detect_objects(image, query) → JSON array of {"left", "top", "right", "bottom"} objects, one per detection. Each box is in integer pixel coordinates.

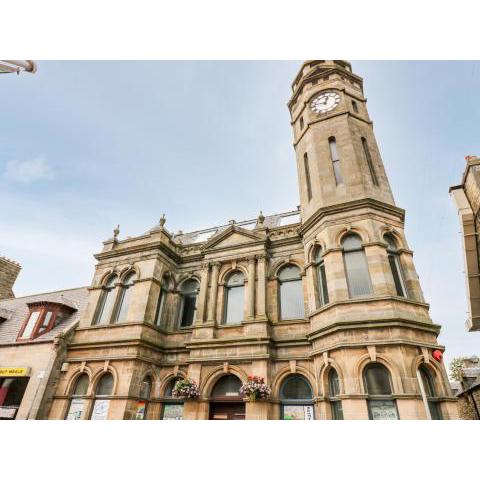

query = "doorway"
[{"left": 209, "top": 402, "right": 245, "bottom": 420}]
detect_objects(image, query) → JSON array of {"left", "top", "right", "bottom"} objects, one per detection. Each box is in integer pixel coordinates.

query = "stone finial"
[
  {"left": 228, "top": 219, "right": 236, "bottom": 225},
  {"left": 113, "top": 224, "right": 120, "bottom": 241},
  {"left": 159, "top": 214, "right": 166, "bottom": 227},
  {"left": 257, "top": 210, "right": 265, "bottom": 226}
]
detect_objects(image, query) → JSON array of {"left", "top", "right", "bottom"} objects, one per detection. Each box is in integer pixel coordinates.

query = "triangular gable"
[{"left": 202, "top": 225, "right": 264, "bottom": 251}]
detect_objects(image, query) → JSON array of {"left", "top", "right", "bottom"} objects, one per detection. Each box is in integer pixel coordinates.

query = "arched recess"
[
  {"left": 335, "top": 226, "right": 370, "bottom": 248},
  {"left": 136, "top": 367, "right": 160, "bottom": 398},
  {"left": 271, "top": 366, "right": 317, "bottom": 399},
  {"left": 307, "top": 240, "right": 327, "bottom": 264},
  {"left": 160, "top": 271, "right": 176, "bottom": 292},
  {"left": 268, "top": 258, "right": 305, "bottom": 280},
  {"left": 218, "top": 263, "right": 249, "bottom": 285},
  {"left": 411, "top": 355, "right": 447, "bottom": 397},
  {"left": 319, "top": 360, "right": 345, "bottom": 397},
  {"left": 378, "top": 226, "right": 407, "bottom": 250},
  {"left": 355, "top": 354, "right": 403, "bottom": 395},
  {"left": 64, "top": 366, "right": 94, "bottom": 396},
  {"left": 90, "top": 365, "right": 119, "bottom": 397},
  {"left": 118, "top": 264, "right": 140, "bottom": 282},
  {"left": 177, "top": 274, "right": 202, "bottom": 291},
  {"left": 201, "top": 365, "right": 248, "bottom": 398},
  {"left": 160, "top": 371, "right": 187, "bottom": 396}
]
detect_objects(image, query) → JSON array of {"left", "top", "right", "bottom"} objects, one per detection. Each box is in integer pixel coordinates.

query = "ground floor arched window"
[
  {"left": 209, "top": 374, "right": 245, "bottom": 420},
  {"left": 418, "top": 365, "right": 443, "bottom": 420},
  {"left": 161, "top": 377, "right": 184, "bottom": 420},
  {"left": 327, "top": 369, "right": 343, "bottom": 420},
  {"left": 280, "top": 374, "right": 315, "bottom": 420},
  {"left": 90, "top": 373, "right": 114, "bottom": 420},
  {"left": 135, "top": 376, "right": 152, "bottom": 420},
  {"left": 363, "top": 363, "right": 399, "bottom": 420},
  {"left": 65, "top": 373, "right": 89, "bottom": 420}
]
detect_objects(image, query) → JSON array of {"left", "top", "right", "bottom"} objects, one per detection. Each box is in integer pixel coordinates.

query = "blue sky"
[{"left": 1, "top": 61, "right": 479, "bottom": 363}]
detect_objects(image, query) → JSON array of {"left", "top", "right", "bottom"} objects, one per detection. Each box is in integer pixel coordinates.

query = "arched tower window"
[
  {"left": 328, "top": 136, "right": 343, "bottom": 185},
  {"left": 178, "top": 279, "right": 199, "bottom": 328},
  {"left": 135, "top": 376, "right": 152, "bottom": 420},
  {"left": 328, "top": 368, "right": 343, "bottom": 420},
  {"left": 65, "top": 373, "right": 89, "bottom": 420},
  {"left": 162, "top": 377, "right": 184, "bottom": 420},
  {"left": 223, "top": 271, "right": 245, "bottom": 325},
  {"left": 342, "top": 234, "right": 372, "bottom": 298},
  {"left": 280, "top": 375, "right": 314, "bottom": 420},
  {"left": 114, "top": 272, "right": 136, "bottom": 324},
  {"left": 155, "top": 275, "right": 171, "bottom": 327},
  {"left": 90, "top": 373, "right": 114, "bottom": 420},
  {"left": 418, "top": 365, "right": 443, "bottom": 420},
  {"left": 384, "top": 234, "right": 407, "bottom": 298},
  {"left": 363, "top": 363, "right": 398, "bottom": 420},
  {"left": 278, "top": 264, "right": 304, "bottom": 320},
  {"left": 313, "top": 247, "right": 329, "bottom": 307},
  {"left": 93, "top": 275, "right": 117, "bottom": 325}
]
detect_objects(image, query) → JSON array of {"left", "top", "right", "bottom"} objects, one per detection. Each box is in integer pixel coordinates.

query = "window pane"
[
  {"left": 344, "top": 250, "right": 372, "bottom": 297},
  {"left": 328, "top": 369, "right": 340, "bottom": 397},
  {"left": 317, "top": 262, "right": 329, "bottom": 305},
  {"left": 21, "top": 311, "right": 40, "bottom": 338},
  {"left": 388, "top": 254, "right": 406, "bottom": 297},
  {"left": 212, "top": 375, "right": 242, "bottom": 397},
  {"left": 39, "top": 311, "right": 53, "bottom": 330},
  {"left": 280, "top": 279, "right": 304, "bottom": 319},
  {"left": 140, "top": 378, "right": 152, "bottom": 399},
  {"left": 368, "top": 400, "right": 398, "bottom": 420},
  {"left": 281, "top": 375, "right": 313, "bottom": 400},
  {"left": 342, "top": 234, "right": 362, "bottom": 251},
  {"left": 361, "top": 137, "right": 379, "bottom": 186},
  {"left": 278, "top": 265, "right": 301, "bottom": 281},
  {"left": 181, "top": 295, "right": 196, "bottom": 327},
  {"left": 165, "top": 377, "right": 181, "bottom": 397},
  {"left": 332, "top": 160, "right": 343, "bottom": 185},
  {"left": 428, "top": 401, "right": 442, "bottom": 420},
  {"left": 73, "top": 374, "right": 89, "bottom": 396},
  {"left": 364, "top": 364, "right": 392, "bottom": 395},
  {"left": 419, "top": 368, "right": 436, "bottom": 397},
  {"left": 154, "top": 290, "right": 166, "bottom": 326},
  {"left": 226, "top": 271, "right": 244, "bottom": 286},
  {"left": 96, "top": 374, "right": 114, "bottom": 396},
  {"left": 114, "top": 285, "right": 133, "bottom": 323},
  {"left": 331, "top": 401, "right": 344, "bottom": 420},
  {"left": 225, "top": 286, "right": 244, "bottom": 325},
  {"left": 96, "top": 289, "right": 116, "bottom": 325}
]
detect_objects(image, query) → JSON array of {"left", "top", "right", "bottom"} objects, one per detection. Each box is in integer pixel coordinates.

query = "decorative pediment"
[{"left": 202, "top": 225, "right": 265, "bottom": 251}]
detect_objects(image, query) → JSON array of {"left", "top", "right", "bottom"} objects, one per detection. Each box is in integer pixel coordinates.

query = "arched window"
[
  {"left": 162, "top": 377, "right": 184, "bottom": 420},
  {"left": 94, "top": 275, "right": 117, "bottom": 325},
  {"left": 224, "top": 271, "right": 245, "bottom": 325},
  {"left": 313, "top": 247, "right": 329, "bottom": 307},
  {"left": 65, "top": 373, "right": 89, "bottom": 420},
  {"left": 280, "top": 374, "right": 314, "bottom": 420},
  {"left": 418, "top": 366, "right": 442, "bottom": 420},
  {"left": 211, "top": 375, "right": 242, "bottom": 398},
  {"left": 328, "top": 136, "right": 343, "bottom": 185},
  {"left": 384, "top": 234, "right": 407, "bottom": 298},
  {"left": 178, "top": 279, "right": 199, "bottom": 328},
  {"left": 135, "top": 376, "right": 152, "bottom": 420},
  {"left": 90, "top": 373, "right": 114, "bottom": 420},
  {"left": 328, "top": 369, "right": 343, "bottom": 420},
  {"left": 155, "top": 275, "right": 171, "bottom": 327},
  {"left": 114, "top": 272, "right": 136, "bottom": 323},
  {"left": 361, "top": 137, "right": 379, "bottom": 186},
  {"left": 278, "top": 264, "right": 304, "bottom": 320},
  {"left": 363, "top": 363, "right": 398, "bottom": 420},
  {"left": 342, "top": 234, "right": 372, "bottom": 298},
  {"left": 352, "top": 100, "right": 359, "bottom": 113}
]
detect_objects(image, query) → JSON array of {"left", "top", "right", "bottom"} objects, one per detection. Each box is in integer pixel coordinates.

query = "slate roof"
[
  {"left": 166, "top": 209, "right": 302, "bottom": 245},
  {"left": 0, "top": 287, "right": 89, "bottom": 345}
]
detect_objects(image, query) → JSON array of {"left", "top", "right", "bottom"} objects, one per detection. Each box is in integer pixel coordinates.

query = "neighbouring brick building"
[
  {"left": 1, "top": 61, "right": 459, "bottom": 420},
  {"left": 450, "top": 356, "right": 480, "bottom": 420}
]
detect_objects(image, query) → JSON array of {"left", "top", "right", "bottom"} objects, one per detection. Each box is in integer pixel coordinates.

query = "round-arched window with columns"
[
  {"left": 341, "top": 233, "right": 372, "bottom": 298},
  {"left": 363, "top": 363, "right": 398, "bottom": 420},
  {"left": 313, "top": 247, "right": 329, "bottom": 307},
  {"left": 278, "top": 264, "right": 304, "bottom": 320},
  {"left": 65, "top": 373, "right": 90, "bottom": 420},
  {"left": 90, "top": 373, "right": 114, "bottom": 420},
  {"left": 223, "top": 271, "right": 245, "bottom": 325},
  {"left": 279, "top": 374, "right": 314, "bottom": 420}
]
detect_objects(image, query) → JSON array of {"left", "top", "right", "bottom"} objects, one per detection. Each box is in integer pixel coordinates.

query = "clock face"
[{"left": 310, "top": 91, "right": 340, "bottom": 114}]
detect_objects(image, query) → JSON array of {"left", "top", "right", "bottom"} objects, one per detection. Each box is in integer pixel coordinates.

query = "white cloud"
[{"left": 3, "top": 156, "right": 53, "bottom": 183}]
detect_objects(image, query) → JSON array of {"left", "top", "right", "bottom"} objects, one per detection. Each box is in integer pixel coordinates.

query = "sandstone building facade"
[{"left": 15, "top": 60, "right": 456, "bottom": 420}]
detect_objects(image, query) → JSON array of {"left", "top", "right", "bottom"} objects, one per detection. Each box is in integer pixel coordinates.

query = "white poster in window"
[
  {"left": 370, "top": 401, "right": 398, "bottom": 420},
  {"left": 283, "top": 405, "right": 314, "bottom": 420},
  {"left": 0, "top": 407, "right": 17, "bottom": 419},
  {"left": 91, "top": 399, "right": 110, "bottom": 420},
  {"left": 163, "top": 404, "right": 184, "bottom": 420},
  {"left": 66, "top": 398, "right": 85, "bottom": 420}
]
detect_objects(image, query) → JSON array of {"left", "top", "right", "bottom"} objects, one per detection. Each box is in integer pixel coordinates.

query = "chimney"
[{"left": 0, "top": 256, "right": 21, "bottom": 300}]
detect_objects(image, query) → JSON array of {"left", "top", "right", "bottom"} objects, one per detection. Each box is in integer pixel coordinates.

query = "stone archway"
[{"left": 209, "top": 374, "right": 245, "bottom": 420}]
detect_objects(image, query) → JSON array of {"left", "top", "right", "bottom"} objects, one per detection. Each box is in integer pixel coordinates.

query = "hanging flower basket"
[
  {"left": 172, "top": 378, "right": 200, "bottom": 399},
  {"left": 240, "top": 375, "right": 271, "bottom": 402}
]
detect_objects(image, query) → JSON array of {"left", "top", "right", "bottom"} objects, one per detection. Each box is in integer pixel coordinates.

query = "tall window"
[
  {"left": 114, "top": 272, "right": 136, "bottom": 323},
  {"left": 155, "top": 275, "right": 171, "bottom": 327},
  {"left": 19, "top": 311, "right": 40, "bottom": 339},
  {"left": 363, "top": 363, "right": 398, "bottom": 420},
  {"left": 361, "top": 137, "right": 379, "bottom": 186},
  {"left": 66, "top": 374, "right": 89, "bottom": 420},
  {"left": 342, "top": 234, "right": 372, "bottom": 298},
  {"left": 224, "top": 271, "right": 245, "bottom": 325},
  {"left": 328, "top": 136, "right": 344, "bottom": 185},
  {"left": 304, "top": 152, "right": 312, "bottom": 201},
  {"left": 179, "top": 279, "right": 199, "bottom": 327},
  {"left": 90, "top": 373, "right": 114, "bottom": 420},
  {"left": 384, "top": 234, "right": 407, "bottom": 298},
  {"left": 280, "top": 375, "right": 314, "bottom": 420},
  {"left": 328, "top": 369, "right": 343, "bottom": 420},
  {"left": 278, "top": 265, "right": 304, "bottom": 320},
  {"left": 418, "top": 366, "right": 443, "bottom": 420},
  {"left": 313, "top": 247, "right": 329, "bottom": 307},
  {"left": 94, "top": 275, "right": 117, "bottom": 325},
  {"left": 352, "top": 100, "right": 359, "bottom": 113},
  {"left": 135, "top": 376, "right": 152, "bottom": 420}
]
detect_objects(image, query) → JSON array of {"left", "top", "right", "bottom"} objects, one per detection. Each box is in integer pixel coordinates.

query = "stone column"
[
  {"left": 256, "top": 254, "right": 268, "bottom": 320},
  {"left": 195, "top": 262, "right": 210, "bottom": 325},
  {"left": 247, "top": 256, "right": 256, "bottom": 320},
  {"left": 305, "top": 263, "right": 317, "bottom": 313},
  {"left": 207, "top": 262, "right": 221, "bottom": 324},
  {"left": 324, "top": 249, "right": 348, "bottom": 302}
]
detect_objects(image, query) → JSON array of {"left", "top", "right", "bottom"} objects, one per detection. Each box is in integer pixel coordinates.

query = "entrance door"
[{"left": 209, "top": 402, "right": 245, "bottom": 420}]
